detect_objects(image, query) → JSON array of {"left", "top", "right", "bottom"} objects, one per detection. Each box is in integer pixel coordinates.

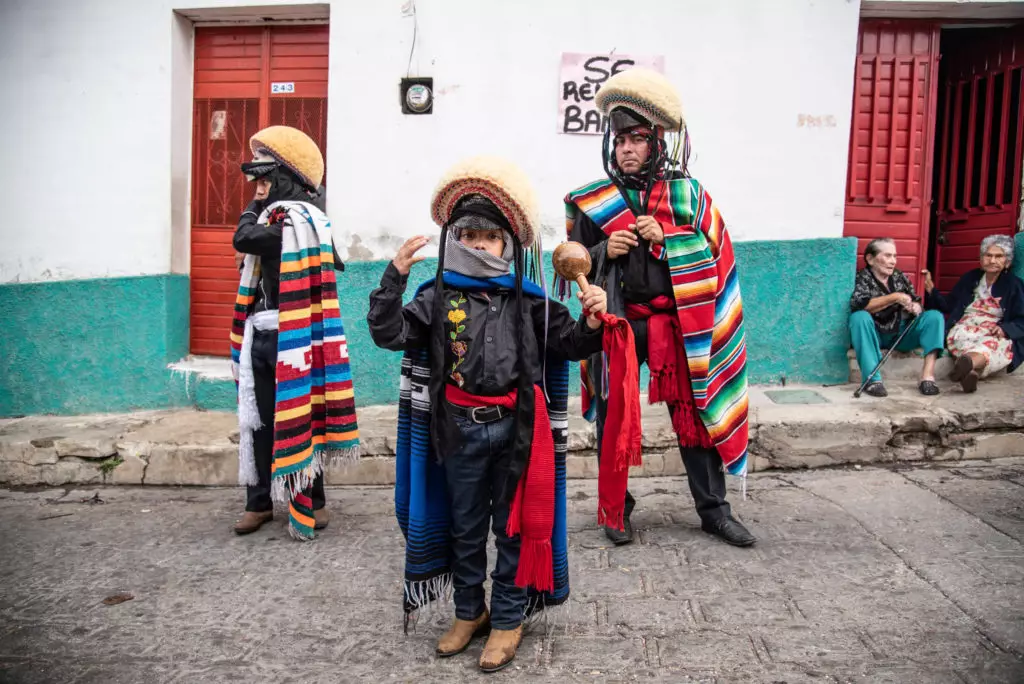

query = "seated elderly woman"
[
  {"left": 924, "top": 234, "right": 1024, "bottom": 393},
  {"left": 849, "top": 238, "right": 946, "bottom": 397}
]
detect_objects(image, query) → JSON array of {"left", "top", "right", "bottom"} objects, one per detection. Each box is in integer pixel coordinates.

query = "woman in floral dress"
[{"left": 924, "top": 234, "right": 1024, "bottom": 393}]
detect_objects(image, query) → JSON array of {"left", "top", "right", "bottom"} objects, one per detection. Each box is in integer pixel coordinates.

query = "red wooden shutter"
[{"left": 844, "top": 21, "right": 941, "bottom": 290}]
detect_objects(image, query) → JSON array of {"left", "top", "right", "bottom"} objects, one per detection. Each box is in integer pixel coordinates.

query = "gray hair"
[
  {"left": 863, "top": 237, "right": 895, "bottom": 264},
  {"left": 980, "top": 234, "right": 1015, "bottom": 266}
]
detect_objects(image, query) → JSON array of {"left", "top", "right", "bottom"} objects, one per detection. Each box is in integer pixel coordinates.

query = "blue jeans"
[{"left": 444, "top": 412, "right": 526, "bottom": 630}]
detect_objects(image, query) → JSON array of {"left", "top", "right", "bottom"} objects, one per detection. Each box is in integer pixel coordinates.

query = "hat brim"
[{"left": 241, "top": 160, "right": 278, "bottom": 182}]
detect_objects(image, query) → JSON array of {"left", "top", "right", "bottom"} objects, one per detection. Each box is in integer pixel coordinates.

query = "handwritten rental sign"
[{"left": 559, "top": 53, "right": 664, "bottom": 135}]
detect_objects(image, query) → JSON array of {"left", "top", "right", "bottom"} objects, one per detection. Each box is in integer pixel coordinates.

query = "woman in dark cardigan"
[{"left": 923, "top": 234, "right": 1024, "bottom": 393}]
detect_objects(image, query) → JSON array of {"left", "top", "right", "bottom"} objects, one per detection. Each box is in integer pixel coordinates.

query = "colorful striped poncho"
[
  {"left": 563, "top": 178, "right": 749, "bottom": 476},
  {"left": 394, "top": 273, "right": 570, "bottom": 626},
  {"left": 230, "top": 201, "right": 360, "bottom": 540}
]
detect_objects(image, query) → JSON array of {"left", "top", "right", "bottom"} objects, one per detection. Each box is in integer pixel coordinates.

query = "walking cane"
[{"left": 853, "top": 312, "right": 921, "bottom": 398}]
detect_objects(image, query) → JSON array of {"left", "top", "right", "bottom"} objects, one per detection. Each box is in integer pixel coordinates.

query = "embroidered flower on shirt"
[{"left": 448, "top": 294, "right": 468, "bottom": 386}]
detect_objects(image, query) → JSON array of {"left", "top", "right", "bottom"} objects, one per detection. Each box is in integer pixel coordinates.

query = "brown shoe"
[
  {"left": 949, "top": 355, "right": 974, "bottom": 383},
  {"left": 436, "top": 611, "right": 490, "bottom": 658},
  {"left": 233, "top": 510, "right": 273, "bottom": 535},
  {"left": 960, "top": 370, "right": 979, "bottom": 394},
  {"left": 314, "top": 508, "right": 330, "bottom": 530},
  {"left": 479, "top": 625, "right": 523, "bottom": 673}
]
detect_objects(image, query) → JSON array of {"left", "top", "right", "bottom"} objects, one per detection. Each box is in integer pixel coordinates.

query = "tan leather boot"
[
  {"left": 478, "top": 625, "right": 523, "bottom": 672},
  {"left": 314, "top": 508, "right": 330, "bottom": 530},
  {"left": 233, "top": 510, "right": 273, "bottom": 535},
  {"left": 436, "top": 611, "right": 490, "bottom": 657}
]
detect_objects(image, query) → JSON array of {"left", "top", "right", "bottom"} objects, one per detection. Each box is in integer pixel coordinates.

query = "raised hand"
[{"left": 392, "top": 235, "right": 431, "bottom": 275}]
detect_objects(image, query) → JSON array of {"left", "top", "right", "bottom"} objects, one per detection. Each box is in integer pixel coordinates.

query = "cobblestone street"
[{"left": 1, "top": 461, "right": 1022, "bottom": 683}]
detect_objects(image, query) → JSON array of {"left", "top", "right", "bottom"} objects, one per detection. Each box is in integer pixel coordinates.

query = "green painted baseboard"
[
  {"left": 1, "top": 236, "right": 857, "bottom": 416},
  {"left": 738, "top": 237, "right": 856, "bottom": 386},
  {"left": 1013, "top": 232, "right": 1024, "bottom": 282},
  {"left": 0, "top": 274, "right": 190, "bottom": 417}
]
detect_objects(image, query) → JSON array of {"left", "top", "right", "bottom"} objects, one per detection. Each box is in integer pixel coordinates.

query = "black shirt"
[
  {"left": 367, "top": 263, "right": 602, "bottom": 395},
  {"left": 849, "top": 268, "right": 921, "bottom": 335},
  {"left": 573, "top": 211, "right": 674, "bottom": 304}
]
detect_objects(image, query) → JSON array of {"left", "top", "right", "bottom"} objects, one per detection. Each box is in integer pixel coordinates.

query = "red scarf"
[
  {"left": 445, "top": 383, "right": 556, "bottom": 592},
  {"left": 625, "top": 296, "right": 714, "bottom": 449},
  {"left": 591, "top": 313, "right": 643, "bottom": 532}
]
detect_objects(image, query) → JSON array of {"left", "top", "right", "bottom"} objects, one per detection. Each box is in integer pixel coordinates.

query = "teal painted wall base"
[
  {"left": 0, "top": 274, "right": 190, "bottom": 417},
  {"left": 305, "top": 236, "right": 858, "bottom": 408},
  {"left": 1012, "top": 232, "right": 1024, "bottom": 282},
  {"left": 737, "top": 237, "right": 857, "bottom": 386},
  {"left": 1, "top": 236, "right": 857, "bottom": 417}
]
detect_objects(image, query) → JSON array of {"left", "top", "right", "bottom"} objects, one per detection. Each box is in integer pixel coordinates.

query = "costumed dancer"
[
  {"left": 230, "top": 125, "right": 360, "bottom": 539},
  {"left": 368, "top": 157, "right": 609, "bottom": 672},
  {"left": 559, "top": 68, "right": 756, "bottom": 547}
]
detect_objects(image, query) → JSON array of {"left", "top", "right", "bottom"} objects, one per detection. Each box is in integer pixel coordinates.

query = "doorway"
[
  {"left": 928, "top": 24, "right": 1024, "bottom": 292},
  {"left": 189, "top": 25, "right": 330, "bottom": 356},
  {"left": 843, "top": 20, "right": 1024, "bottom": 292}
]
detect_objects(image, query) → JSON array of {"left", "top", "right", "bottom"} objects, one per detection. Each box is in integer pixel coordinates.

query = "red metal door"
[
  {"left": 933, "top": 26, "right": 1024, "bottom": 292},
  {"left": 189, "top": 25, "right": 329, "bottom": 356},
  {"left": 845, "top": 21, "right": 941, "bottom": 291}
]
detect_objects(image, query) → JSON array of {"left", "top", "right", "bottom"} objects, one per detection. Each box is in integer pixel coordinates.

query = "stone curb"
[{"left": 1, "top": 381, "right": 1022, "bottom": 487}]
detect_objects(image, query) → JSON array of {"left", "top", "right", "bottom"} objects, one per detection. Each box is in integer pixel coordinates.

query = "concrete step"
[
  {"left": 847, "top": 348, "right": 955, "bottom": 384},
  {"left": 2, "top": 374, "right": 1022, "bottom": 488}
]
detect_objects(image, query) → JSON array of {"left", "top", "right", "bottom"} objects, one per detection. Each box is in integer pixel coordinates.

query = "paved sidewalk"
[{"left": 1, "top": 460, "right": 1022, "bottom": 682}]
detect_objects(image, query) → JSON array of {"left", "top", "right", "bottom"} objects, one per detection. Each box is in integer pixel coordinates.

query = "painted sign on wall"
[{"left": 559, "top": 53, "right": 664, "bottom": 135}]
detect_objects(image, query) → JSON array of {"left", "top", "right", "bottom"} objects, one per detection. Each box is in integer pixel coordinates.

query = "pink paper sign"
[{"left": 558, "top": 53, "right": 665, "bottom": 135}]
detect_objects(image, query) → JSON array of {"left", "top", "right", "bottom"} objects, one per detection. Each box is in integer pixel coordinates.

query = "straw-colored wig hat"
[
  {"left": 595, "top": 68, "right": 684, "bottom": 131},
  {"left": 249, "top": 125, "right": 325, "bottom": 189},
  {"left": 430, "top": 156, "right": 540, "bottom": 248}
]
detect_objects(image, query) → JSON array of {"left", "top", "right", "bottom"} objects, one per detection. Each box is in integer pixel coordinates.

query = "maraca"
[{"left": 552, "top": 241, "right": 592, "bottom": 292}]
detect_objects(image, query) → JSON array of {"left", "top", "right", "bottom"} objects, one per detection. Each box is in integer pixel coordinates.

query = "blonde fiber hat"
[
  {"left": 249, "top": 125, "right": 325, "bottom": 189},
  {"left": 430, "top": 156, "right": 540, "bottom": 248},
  {"left": 595, "top": 68, "right": 684, "bottom": 131}
]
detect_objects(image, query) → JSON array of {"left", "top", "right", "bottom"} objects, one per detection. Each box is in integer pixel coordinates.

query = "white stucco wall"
[
  {"left": 0, "top": 0, "right": 322, "bottom": 283},
  {"left": 1, "top": 0, "right": 178, "bottom": 282},
  {"left": 329, "top": 0, "right": 864, "bottom": 260},
  {"left": 2, "top": 0, "right": 867, "bottom": 282}
]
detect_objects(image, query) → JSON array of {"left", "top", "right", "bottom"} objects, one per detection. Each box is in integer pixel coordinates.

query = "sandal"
[{"left": 918, "top": 380, "right": 940, "bottom": 396}]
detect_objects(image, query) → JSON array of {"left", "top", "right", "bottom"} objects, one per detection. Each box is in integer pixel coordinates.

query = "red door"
[
  {"left": 189, "top": 25, "right": 330, "bottom": 356},
  {"left": 933, "top": 26, "right": 1024, "bottom": 292},
  {"left": 844, "top": 21, "right": 941, "bottom": 291}
]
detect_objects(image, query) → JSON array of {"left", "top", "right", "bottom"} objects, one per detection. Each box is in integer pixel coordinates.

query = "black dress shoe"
[
  {"left": 604, "top": 517, "right": 634, "bottom": 545},
  {"left": 701, "top": 515, "right": 756, "bottom": 547},
  {"left": 604, "top": 498, "right": 635, "bottom": 545}
]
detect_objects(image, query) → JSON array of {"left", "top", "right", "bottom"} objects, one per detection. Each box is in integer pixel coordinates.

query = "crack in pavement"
[
  {"left": 776, "top": 475, "right": 1022, "bottom": 660},
  {"left": 897, "top": 470, "right": 1024, "bottom": 545}
]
